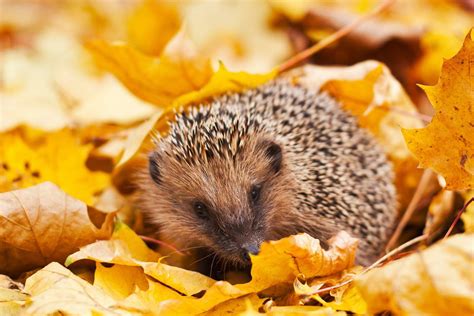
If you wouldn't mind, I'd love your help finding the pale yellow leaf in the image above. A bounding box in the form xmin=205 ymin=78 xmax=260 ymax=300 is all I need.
xmin=356 ymin=234 xmax=474 ymax=315
xmin=23 ymin=262 xmax=129 ymax=316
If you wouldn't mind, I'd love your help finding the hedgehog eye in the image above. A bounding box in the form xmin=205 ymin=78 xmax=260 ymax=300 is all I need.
xmin=193 ymin=201 xmax=209 ymax=220
xmin=250 ymin=184 xmax=262 ymax=203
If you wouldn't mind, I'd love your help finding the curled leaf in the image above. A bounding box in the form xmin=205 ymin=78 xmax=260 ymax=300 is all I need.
xmin=86 ymin=28 xmax=213 ymax=107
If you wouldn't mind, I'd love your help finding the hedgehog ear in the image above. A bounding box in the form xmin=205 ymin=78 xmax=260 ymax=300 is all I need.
xmin=262 ymin=141 xmax=282 ymax=173
xmin=148 ymin=152 xmax=161 ymax=184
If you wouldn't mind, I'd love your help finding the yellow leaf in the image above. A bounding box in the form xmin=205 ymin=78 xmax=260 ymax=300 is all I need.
xmin=94 ymin=263 xmax=148 ymax=300
xmin=65 ymin=220 xmax=160 ymax=267
xmin=86 ymin=28 xmax=213 ymax=107
xmin=127 ymin=0 xmax=181 ymax=56
xmin=356 ymin=234 xmax=474 ymax=315
xmin=119 ymin=279 xmax=183 ymax=313
xmin=0 ymin=128 xmax=109 ymax=205
xmin=242 ymin=232 xmax=358 ymax=293
xmin=414 ymin=31 xmax=465 ymax=85
xmin=23 ymin=262 xmax=125 ymax=316
xmin=172 ymin=63 xmax=277 ymax=109
xmin=0 ymin=182 xmax=114 ymax=277
xmin=241 ymin=303 xmax=346 ymax=316
xmin=314 ymin=286 xmax=367 ymax=315
xmin=204 ymin=294 xmax=264 ymax=315
xmin=402 ymin=30 xmax=474 ymax=190
xmin=115 ymin=112 xmax=161 ymax=167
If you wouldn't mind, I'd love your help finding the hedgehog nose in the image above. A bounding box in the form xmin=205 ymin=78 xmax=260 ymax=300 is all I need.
xmin=242 ymin=243 xmax=260 ymax=256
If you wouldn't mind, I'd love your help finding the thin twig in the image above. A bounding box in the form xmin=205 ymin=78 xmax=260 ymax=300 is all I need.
xmin=444 ymin=197 xmax=474 ymax=239
xmin=386 ymin=169 xmax=433 ymax=251
xmin=139 ymin=235 xmax=185 ymax=256
xmin=277 ymin=0 xmax=396 ymax=73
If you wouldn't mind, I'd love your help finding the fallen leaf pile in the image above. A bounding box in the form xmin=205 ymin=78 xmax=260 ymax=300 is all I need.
xmin=0 ymin=1 xmax=473 ymax=315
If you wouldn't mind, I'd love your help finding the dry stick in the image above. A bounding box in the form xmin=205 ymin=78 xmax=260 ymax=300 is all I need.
xmin=444 ymin=197 xmax=474 ymax=239
xmin=386 ymin=169 xmax=433 ymax=251
xmin=302 ymin=234 xmax=428 ymax=299
xmin=277 ymin=0 xmax=396 ymax=74
xmin=139 ymin=235 xmax=185 ymax=256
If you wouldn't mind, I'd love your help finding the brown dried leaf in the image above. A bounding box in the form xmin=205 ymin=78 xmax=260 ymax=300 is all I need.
xmin=0 ymin=182 xmax=115 ymax=277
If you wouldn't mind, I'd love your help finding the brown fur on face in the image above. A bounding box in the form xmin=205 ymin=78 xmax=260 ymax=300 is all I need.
xmin=141 ymin=133 xmax=296 ymax=266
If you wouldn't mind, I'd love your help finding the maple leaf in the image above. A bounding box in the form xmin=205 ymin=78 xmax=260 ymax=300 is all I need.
xmin=402 ymin=30 xmax=474 ymax=190
xmin=0 ymin=182 xmax=114 ymax=277
xmin=0 ymin=128 xmax=109 ymax=205
xmin=356 ymin=234 xmax=474 ymax=315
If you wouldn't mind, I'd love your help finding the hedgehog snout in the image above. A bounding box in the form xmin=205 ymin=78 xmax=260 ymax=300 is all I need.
xmin=240 ymin=242 xmax=260 ymax=262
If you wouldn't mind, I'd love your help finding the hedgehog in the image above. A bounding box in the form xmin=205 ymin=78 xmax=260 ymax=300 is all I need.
xmin=139 ymin=80 xmax=397 ymax=269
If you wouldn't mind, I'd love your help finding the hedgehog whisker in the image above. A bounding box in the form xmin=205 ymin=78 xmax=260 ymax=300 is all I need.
xmin=189 ymin=251 xmax=216 ymax=267
xmin=210 ymin=253 xmax=218 ymax=278
xmin=164 ymin=245 xmax=209 ymax=257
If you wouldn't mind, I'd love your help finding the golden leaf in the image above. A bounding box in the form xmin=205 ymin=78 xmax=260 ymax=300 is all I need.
xmin=94 ymin=263 xmax=148 ymax=300
xmin=402 ymin=30 xmax=474 ymax=190
xmin=127 ymin=0 xmax=181 ymax=56
xmin=86 ymin=28 xmax=213 ymax=107
xmin=0 ymin=182 xmax=114 ymax=277
xmin=314 ymin=286 xmax=366 ymax=315
xmin=0 ymin=128 xmax=109 ymax=205
xmin=356 ymin=234 xmax=474 ymax=315
xmin=65 ymin=220 xmax=160 ymax=267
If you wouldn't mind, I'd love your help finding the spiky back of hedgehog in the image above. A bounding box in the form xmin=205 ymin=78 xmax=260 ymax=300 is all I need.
xmin=139 ymin=80 xmax=397 ymax=267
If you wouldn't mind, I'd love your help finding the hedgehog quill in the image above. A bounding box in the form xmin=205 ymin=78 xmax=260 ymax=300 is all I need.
xmin=139 ymin=80 xmax=396 ymax=272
